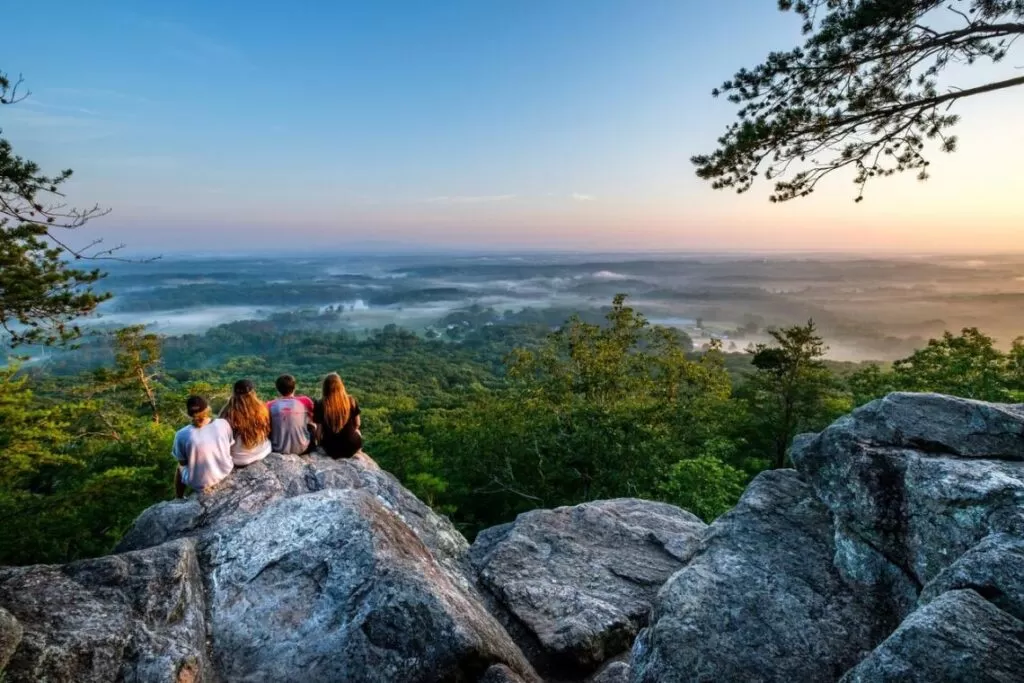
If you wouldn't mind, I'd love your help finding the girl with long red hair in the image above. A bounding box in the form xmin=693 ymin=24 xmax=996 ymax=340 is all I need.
xmin=314 ymin=372 xmax=362 ymax=459
xmin=220 ymin=379 xmax=272 ymax=466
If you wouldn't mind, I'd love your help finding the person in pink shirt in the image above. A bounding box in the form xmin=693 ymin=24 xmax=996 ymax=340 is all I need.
xmin=267 ymin=374 xmax=315 ymax=455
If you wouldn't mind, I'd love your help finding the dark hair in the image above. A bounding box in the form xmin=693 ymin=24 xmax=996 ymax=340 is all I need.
xmin=186 ymin=395 xmax=210 ymax=427
xmin=233 ymin=378 xmax=255 ymax=395
xmin=186 ymin=395 xmax=209 ymax=416
xmin=275 ymin=374 xmax=296 ymax=396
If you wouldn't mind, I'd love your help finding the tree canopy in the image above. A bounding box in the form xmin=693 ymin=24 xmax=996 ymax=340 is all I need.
xmin=0 ymin=71 xmax=113 ymax=346
xmin=693 ymin=0 xmax=1024 ymax=202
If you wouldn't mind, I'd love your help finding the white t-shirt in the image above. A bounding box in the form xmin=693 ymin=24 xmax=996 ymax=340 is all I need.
xmin=231 ymin=436 xmax=271 ymax=467
xmin=172 ymin=419 xmax=235 ymax=491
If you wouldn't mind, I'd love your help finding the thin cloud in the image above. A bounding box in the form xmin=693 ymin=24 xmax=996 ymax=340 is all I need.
xmin=3 ymin=108 xmax=99 ymax=128
xmin=20 ymin=99 xmax=100 ymax=116
xmin=571 ymin=193 xmax=596 ymax=201
xmin=1 ymin=107 xmax=114 ymax=143
xmin=135 ymin=17 xmax=249 ymax=69
xmin=426 ymin=195 xmax=516 ymax=205
xmin=45 ymin=88 xmax=153 ymax=105
xmin=93 ymin=155 xmax=184 ymax=170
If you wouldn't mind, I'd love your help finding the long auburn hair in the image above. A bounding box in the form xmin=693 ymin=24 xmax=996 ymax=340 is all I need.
xmin=220 ymin=381 xmax=271 ymax=448
xmin=320 ymin=372 xmax=352 ymax=432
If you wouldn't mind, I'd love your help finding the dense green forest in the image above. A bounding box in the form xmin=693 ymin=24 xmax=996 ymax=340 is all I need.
xmin=4 ymin=295 xmax=1024 ymax=566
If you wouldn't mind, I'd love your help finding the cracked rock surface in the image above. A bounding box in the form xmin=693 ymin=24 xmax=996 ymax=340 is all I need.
xmin=3 ymin=454 xmax=539 ymax=683
xmin=470 ymin=499 xmax=704 ymax=678
xmin=630 ymin=470 xmax=883 ymax=683
xmin=631 ymin=393 xmax=1024 ymax=683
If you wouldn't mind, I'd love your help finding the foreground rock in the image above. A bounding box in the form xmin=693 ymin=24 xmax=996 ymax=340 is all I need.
xmin=792 ymin=392 xmax=1024 ymax=587
xmin=0 ymin=539 xmax=208 ymax=683
xmin=470 ymin=499 xmax=705 ymax=677
xmin=9 ymin=392 xmax=1024 ymax=682
xmin=631 ymin=470 xmax=881 ymax=683
xmin=8 ymin=454 xmax=538 ymax=683
xmin=117 ymin=451 xmax=469 ymax=575
xmin=203 ymin=487 xmax=532 ymax=682
xmin=2 ymin=451 xmax=714 ymax=682
xmin=631 ymin=392 xmax=1024 ymax=682
xmin=841 ymin=589 xmax=1024 ymax=682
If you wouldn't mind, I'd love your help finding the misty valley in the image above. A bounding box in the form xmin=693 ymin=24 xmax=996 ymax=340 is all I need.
xmin=68 ymin=250 xmax=1024 ymax=363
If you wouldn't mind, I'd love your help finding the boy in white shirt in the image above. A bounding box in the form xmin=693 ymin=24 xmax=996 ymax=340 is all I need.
xmin=172 ymin=395 xmax=235 ymax=497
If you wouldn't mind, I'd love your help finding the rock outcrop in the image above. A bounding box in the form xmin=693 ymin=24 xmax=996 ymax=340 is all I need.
xmin=840 ymin=589 xmax=1024 ymax=683
xmin=792 ymin=393 xmax=1024 ymax=588
xmin=0 ymin=538 xmax=208 ymax=682
xmin=631 ymin=392 xmax=1024 ymax=682
xmin=630 ymin=470 xmax=882 ymax=683
xmin=470 ymin=499 xmax=704 ymax=678
xmin=5 ymin=392 xmax=1024 ymax=682
xmin=0 ymin=453 xmax=704 ymax=682
xmin=3 ymin=455 xmax=540 ymax=683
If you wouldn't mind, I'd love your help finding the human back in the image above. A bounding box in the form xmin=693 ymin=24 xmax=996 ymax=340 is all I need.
xmin=220 ymin=378 xmax=272 ymax=466
xmin=268 ymin=374 xmax=314 ymax=455
xmin=172 ymin=395 xmax=234 ymax=494
xmin=314 ymin=372 xmax=362 ymax=459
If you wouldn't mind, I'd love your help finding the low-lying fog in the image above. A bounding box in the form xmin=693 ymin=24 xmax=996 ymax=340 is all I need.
xmin=92 ymin=252 xmax=1024 ymax=362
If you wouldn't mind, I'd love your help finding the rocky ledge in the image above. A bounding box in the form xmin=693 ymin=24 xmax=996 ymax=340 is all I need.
xmin=1 ymin=392 xmax=1023 ymax=682
xmin=0 ymin=452 xmax=704 ymax=682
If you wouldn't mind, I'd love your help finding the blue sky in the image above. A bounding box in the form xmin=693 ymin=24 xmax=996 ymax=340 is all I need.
xmin=3 ymin=1 xmax=1022 ymax=253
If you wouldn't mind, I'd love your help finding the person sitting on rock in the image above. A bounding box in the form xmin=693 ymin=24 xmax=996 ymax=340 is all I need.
xmin=268 ymin=374 xmax=315 ymax=455
xmin=314 ymin=372 xmax=363 ymax=459
xmin=172 ymin=395 xmax=235 ymax=498
xmin=220 ymin=379 xmax=272 ymax=467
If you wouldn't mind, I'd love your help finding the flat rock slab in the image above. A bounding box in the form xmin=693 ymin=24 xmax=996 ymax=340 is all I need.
xmin=0 ymin=539 xmax=208 ymax=683
xmin=807 ymin=392 xmax=1024 ymax=460
xmin=630 ymin=470 xmax=881 ymax=683
xmin=470 ymin=499 xmax=705 ymax=677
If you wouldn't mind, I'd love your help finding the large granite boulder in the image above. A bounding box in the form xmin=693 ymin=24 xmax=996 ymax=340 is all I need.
xmin=632 ymin=393 xmax=1024 ymax=683
xmin=117 ymin=452 xmax=469 ymax=575
xmin=630 ymin=470 xmax=883 ymax=683
xmin=0 ymin=538 xmax=208 ymax=683
xmin=840 ymin=589 xmax=1024 ymax=683
xmin=203 ymin=487 xmax=534 ymax=682
xmin=8 ymin=453 xmax=539 ymax=683
xmin=470 ymin=499 xmax=705 ymax=678
xmin=791 ymin=393 xmax=1024 ymax=587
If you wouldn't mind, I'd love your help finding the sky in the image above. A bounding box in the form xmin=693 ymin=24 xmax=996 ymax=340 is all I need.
xmin=2 ymin=0 xmax=1023 ymax=254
